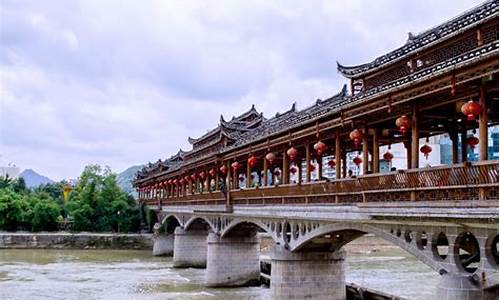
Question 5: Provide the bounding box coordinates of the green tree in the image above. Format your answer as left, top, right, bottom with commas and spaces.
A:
27, 192, 62, 231
0, 175, 13, 189
0, 189, 30, 231
12, 177, 28, 194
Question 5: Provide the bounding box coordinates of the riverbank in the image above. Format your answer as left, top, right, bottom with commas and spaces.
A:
0, 232, 153, 250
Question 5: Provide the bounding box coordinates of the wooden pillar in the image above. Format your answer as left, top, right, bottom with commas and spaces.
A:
461, 127, 468, 162
206, 169, 210, 192
411, 103, 419, 169
305, 144, 311, 182
404, 141, 411, 170
215, 164, 219, 191
227, 161, 232, 190
372, 129, 380, 173
335, 135, 341, 179
283, 150, 290, 184
297, 158, 303, 184
263, 157, 268, 187
479, 84, 488, 161
450, 126, 459, 164
246, 162, 252, 188
362, 128, 369, 174
342, 151, 347, 178
317, 156, 323, 180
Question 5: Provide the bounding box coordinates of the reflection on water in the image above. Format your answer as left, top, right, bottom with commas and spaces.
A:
0, 248, 439, 300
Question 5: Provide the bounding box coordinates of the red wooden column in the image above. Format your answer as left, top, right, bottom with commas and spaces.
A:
263, 156, 268, 187
215, 163, 220, 191
283, 150, 290, 184
372, 129, 380, 173
461, 127, 468, 162
335, 135, 341, 179
246, 160, 252, 188
342, 150, 347, 178
305, 144, 311, 182
411, 103, 419, 169
362, 128, 369, 174
479, 84, 488, 161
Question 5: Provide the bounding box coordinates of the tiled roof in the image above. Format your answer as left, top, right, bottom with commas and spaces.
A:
337, 0, 498, 78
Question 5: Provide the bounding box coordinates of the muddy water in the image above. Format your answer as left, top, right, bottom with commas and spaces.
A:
0, 248, 439, 300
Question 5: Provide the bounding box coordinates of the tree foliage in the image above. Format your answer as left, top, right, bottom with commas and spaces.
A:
0, 164, 140, 232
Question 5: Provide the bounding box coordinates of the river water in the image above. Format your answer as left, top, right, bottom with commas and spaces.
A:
0, 248, 439, 300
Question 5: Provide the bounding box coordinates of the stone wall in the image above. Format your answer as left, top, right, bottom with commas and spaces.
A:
0, 232, 153, 250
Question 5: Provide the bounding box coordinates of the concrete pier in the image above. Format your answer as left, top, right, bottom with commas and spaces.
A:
172, 227, 207, 268
205, 232, 261, 287
271, 245, 346, 300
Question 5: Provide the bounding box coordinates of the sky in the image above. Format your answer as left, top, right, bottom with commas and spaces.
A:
0, 0, 484, 181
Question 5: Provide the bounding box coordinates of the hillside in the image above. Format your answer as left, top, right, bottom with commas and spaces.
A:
20, 169, 54, 188
117, 165, 143, 197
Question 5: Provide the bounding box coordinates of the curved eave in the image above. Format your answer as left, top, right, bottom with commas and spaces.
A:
336, 0, 499, 80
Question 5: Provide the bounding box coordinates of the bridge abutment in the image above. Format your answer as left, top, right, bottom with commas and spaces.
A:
172, 227, 207, 268
205, 232, 261, 287
271, 245, 346, 300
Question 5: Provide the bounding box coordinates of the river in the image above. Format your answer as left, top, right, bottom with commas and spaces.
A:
0, 248, 439, 300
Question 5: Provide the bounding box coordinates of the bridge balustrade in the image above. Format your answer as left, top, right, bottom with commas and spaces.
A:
141, 160, 498, 206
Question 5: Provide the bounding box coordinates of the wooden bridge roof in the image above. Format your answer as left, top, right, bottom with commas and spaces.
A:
337, 0, 498, 79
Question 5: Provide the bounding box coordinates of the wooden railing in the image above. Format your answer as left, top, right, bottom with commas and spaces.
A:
141, 160, 499, 206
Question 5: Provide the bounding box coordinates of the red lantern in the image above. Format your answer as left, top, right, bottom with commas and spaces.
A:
467, 136, 479, 149
184, 175, 190, 183
461, 100, 482, 121
190, 174, 197, 181
163, 180, 168, 186
265, 152, 276, 165
248, 155, 258, 169
209, 168, 217, 178
308, 163, 315, 172
420, 144, 432, 159
289, 166, 297, 174
313, 141, 327, 156
349, 129, 363, 147
174, 179, 178, 185
328, 159, 336, 168
179, 178, 185, 185
287, 147, 299, 161
219, 165, 228, 175
274, 169, 281, 177
231, 161, 241, 172
395, 115, 411, 135
199, 171, 207, 180
383, 151, 394, 161
353, 156, 362, 166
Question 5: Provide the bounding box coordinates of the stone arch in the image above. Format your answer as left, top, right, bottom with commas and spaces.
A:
184, 216, 216, 232
160, 214, 183, 227
290, 222, 445, 273
161, 214, 182, 234
220, 218, 279, 243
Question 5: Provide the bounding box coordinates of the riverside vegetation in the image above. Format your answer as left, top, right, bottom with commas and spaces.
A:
0, 165, 141, 232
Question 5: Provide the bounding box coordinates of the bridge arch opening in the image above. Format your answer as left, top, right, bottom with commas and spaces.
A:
184, 217, 212, 232
432, 232, 449, 261
485, 233, 499, 268
163, 215, 181, 234
454, 231, 480, 273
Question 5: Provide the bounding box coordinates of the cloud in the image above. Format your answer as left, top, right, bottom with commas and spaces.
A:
0, 0, 482, 180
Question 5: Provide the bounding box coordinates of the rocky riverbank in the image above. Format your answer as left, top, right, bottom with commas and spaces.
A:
0, 232, 153, 250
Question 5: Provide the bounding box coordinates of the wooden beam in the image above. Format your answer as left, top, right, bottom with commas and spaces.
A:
373, 128, 380, 173
479, 83, 488, 161
411, 103, 419, 169
246, 162, 251, 188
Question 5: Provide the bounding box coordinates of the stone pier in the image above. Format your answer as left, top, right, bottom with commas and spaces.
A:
172, 227, 207, 268
271, 245, 346, 300
436, 274, 498, 300
205, 232, 261, 287
152, 234, 174, 256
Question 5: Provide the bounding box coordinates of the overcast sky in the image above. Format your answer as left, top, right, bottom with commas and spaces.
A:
1, 0, 483, 181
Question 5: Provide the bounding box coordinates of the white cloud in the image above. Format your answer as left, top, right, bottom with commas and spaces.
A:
0, 0, 483, 180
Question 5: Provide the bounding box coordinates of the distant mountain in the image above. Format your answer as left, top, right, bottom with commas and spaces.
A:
117, 165, 143, 197
20, 169, 54, 188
